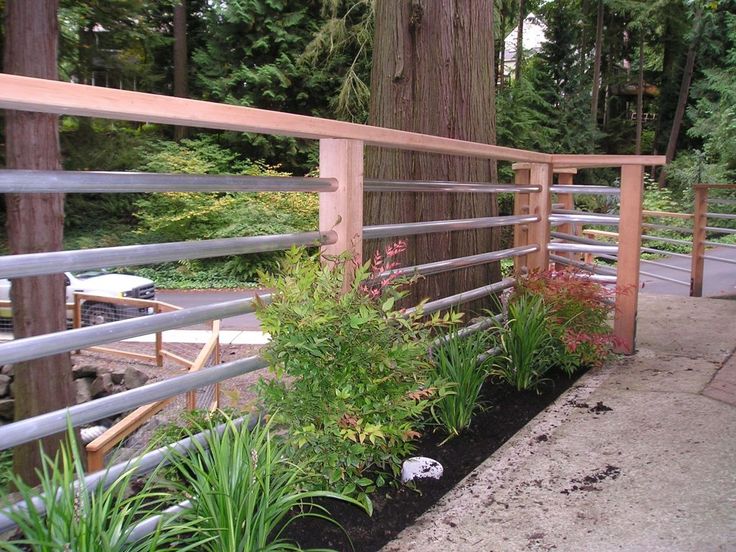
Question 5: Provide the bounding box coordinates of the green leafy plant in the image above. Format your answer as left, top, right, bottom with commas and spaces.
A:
165, 414, 368, 552
490, 294, 557, 392
430, 329, 493, 441
0, 425, 180, 552
512, 269, 619, 375
256, 245, 456, 501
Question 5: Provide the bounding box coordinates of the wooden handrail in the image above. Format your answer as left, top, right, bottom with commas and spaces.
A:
0, 74, 549, 163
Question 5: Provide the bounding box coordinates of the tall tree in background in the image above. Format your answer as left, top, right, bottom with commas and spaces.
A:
173, 0, 188, 140
4, 0, 76, 484
365, 0, 499, 309
590, 0, 604, 124
515, 0, 526, 82
659, 5, 704, 185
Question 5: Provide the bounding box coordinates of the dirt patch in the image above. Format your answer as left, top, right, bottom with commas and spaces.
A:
282, 370, 588, 551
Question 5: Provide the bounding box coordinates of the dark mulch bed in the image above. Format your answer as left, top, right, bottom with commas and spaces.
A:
283, 370, 587, 551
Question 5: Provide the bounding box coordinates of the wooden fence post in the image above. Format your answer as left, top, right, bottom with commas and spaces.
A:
613, 164, 644, 354
154, 303, 164, 367
512, 163, 531, 273
555, 168, 579, 263
319, 139, 364, 287
526, 162, 552, 271
690, 185, 708, 297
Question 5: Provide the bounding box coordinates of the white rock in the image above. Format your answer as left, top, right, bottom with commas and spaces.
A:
401, 456, 443, 484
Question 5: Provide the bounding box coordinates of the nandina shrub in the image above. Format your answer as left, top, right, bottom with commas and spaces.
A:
511, 268, 620, 374
256, 245, 456, 504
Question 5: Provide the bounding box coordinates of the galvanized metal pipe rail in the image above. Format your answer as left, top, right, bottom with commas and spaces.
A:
0, 232, 335, 279
0, 295, 270, 365
364, 179, 541, 194
363, 215, 538, 240
0, 355, 268, 450
707, 212, 736, 221
549, 254, 617, 276
640, 233, 692, 247
405, 278, 515, 316
0, 169, 337, 193
596, 254, 690, 285
547, 242, 619, 254
640, 246, 692, 259
549, 213, 621, 225
702, 254, 736, 266
378, 245, 538, 279
704, 225, 736, 235
549, 185, 620, 195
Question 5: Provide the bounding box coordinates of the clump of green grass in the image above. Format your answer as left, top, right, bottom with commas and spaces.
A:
430, 329, 493, 441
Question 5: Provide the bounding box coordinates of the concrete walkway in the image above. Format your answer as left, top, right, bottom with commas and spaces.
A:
383, 294, 736, 552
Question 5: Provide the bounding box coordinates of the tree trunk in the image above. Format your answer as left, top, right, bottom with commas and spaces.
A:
658, 6, 703, 186
365, 0, 499, 313
591, 0, 604, 124
635, 33, 644, 155
4, 0, 75, 485
174, 0, 188, 141
498, 10, 506, 91
515, 0, 526, 82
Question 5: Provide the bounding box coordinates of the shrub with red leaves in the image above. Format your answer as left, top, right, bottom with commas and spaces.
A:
512, 268, 622, 373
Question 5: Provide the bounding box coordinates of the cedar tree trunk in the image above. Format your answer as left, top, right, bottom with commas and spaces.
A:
365, 0, 499, 313
4, 0, 75, 484
174, 0, 188, 140
590, 0, 604, 124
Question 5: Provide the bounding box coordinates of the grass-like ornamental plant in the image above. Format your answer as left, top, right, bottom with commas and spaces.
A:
0, 426, 179, 552
430, 329, 493, 441
490, 294, 558, 392
512, 268, 619, 375
164, 414, 368, 552
256, 246, 456, 502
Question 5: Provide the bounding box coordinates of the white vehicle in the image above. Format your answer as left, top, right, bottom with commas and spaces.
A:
0, 271, 156, 326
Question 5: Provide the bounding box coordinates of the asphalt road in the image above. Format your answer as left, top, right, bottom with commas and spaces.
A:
157, 288, 265, 330
638, 245, 736, 298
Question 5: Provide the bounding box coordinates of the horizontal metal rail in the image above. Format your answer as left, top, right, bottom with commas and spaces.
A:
702, 254, 736, 266
0, 417, 253, 535
708, 198, 736, 206
0, 170, 337, 193
0, 231, 335, 279
550, 185, 620, 195
431, 314, 505, 348
702, 240, 736, 249
641, 222, 693, 234
638, 259, 691, 274
0, 355, 268, 450
597, 253, 691, 276
405, 278, 516, 316
547, 243, 619, 254
0, 295, 270, 365
378, 245, 538, 279
549, 213, 621, 225
550, 231, 616, 247
707, 212, 736, 221
640, 246, 691, 259
549, 254, 617, 276
704, 226, 736, 235
363, 215, 538, 240
639, 270, 689, 286
585, 274, 618, 284
364, 180, 541, 194
640, 233, 692, 247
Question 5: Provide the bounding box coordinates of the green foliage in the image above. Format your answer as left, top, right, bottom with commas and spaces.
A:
134, 136, 318, 281
490, 294, 556, 392
0, 426, 182, 552
164, 414, 368, 552
256, 247, 455, 500
430, 329, 492, 441
0, 449, 12, 496
512, 269, 618, 375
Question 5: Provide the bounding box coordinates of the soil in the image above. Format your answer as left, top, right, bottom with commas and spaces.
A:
282, 370, 587, 551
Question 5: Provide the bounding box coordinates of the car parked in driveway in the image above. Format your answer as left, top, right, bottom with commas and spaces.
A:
0, 270, 156, 326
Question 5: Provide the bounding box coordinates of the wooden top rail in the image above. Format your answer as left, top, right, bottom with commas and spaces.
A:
0, 74, 547, 164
